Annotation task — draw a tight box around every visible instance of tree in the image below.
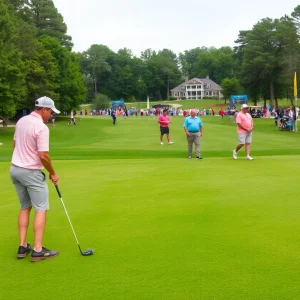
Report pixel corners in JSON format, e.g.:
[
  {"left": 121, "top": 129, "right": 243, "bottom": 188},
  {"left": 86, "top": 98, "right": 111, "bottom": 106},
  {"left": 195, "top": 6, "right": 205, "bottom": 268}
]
[
  {"left": 0, "top": 0, "right": 27, "bottom": 118},
  {"left": 221, "top": 78, "right": 241, "bottom": 104},
  {"left": 39, "top": 36, "right": 86, "bottom": 111},
  {"left": 16, "top": 19, "right": 59, "bottom": 109},
  {"left": 235, "top": 19, "right": 280, "bottom": 106},
  {"left": 143, "top": 49, "right": 181, "bottom": 100},
  {"left": 178, "top": 47, "right": 202, "bottom": 78},
  {"left": 276, "top": 15, "right": 300, "bottom": 104},
  {"left": 80, "top": 44, "right": 113, "bottom": 97},
  {"left": 14, "top": 0, "right": 73, "bottom": 49},
  {"left": 179, "top": 47, "right": 236, "bottom": 84},
  {"left": 292, "top": 5, "right": 300, "bottom": 35},
  {"left": 140, "top": 48, "right": 156, "bottom": 62},
  {"left": 235, "top": 16, "right": 300, "bottom": 106}
]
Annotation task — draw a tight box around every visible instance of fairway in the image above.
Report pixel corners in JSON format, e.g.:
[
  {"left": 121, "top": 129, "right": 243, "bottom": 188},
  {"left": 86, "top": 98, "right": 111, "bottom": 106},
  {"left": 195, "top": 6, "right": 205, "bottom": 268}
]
[{"left": 1, "top": 115, "right": 300, "bottom": 299}]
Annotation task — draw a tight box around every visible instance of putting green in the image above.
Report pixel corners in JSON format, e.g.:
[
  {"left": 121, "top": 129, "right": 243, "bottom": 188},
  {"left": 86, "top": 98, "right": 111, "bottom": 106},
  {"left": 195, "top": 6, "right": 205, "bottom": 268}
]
[{"left": 1, "top": 115, "right": 300, "bottom": 299}]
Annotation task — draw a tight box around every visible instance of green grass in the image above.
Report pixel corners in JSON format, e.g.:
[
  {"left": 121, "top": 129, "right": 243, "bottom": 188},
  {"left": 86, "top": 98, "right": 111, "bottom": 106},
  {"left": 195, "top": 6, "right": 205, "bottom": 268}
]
[
  {"left": 1, "top": 115, "right": 300, "bottom": 299},
  {"left": 126, "top": 99, "right": 226, "bottom": 109}
]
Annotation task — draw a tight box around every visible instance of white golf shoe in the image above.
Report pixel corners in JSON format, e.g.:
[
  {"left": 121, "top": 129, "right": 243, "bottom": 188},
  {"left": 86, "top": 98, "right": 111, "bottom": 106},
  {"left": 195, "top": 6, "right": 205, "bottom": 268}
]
[{"left": 233, "top": 150, "right": 237, "bottom": 160}]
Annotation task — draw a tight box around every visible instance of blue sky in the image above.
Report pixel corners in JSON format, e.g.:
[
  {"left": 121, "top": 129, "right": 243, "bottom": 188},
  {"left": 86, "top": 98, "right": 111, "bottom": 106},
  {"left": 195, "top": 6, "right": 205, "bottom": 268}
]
[{"left": 53, "top": 0, "right": 300, "bottom": 56}]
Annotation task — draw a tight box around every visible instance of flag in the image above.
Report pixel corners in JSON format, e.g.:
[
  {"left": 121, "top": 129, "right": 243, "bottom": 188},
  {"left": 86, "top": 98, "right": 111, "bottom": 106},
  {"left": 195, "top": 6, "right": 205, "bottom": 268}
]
[{"left": 294, "top": 72, "right": 297, "bottom": 98}]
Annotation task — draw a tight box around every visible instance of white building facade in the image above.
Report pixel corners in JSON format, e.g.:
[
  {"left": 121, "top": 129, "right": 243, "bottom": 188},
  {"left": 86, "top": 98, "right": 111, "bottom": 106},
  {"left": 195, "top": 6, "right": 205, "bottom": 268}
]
[{"left": 171, "top": 77, "right": 223, "bottom": 100}]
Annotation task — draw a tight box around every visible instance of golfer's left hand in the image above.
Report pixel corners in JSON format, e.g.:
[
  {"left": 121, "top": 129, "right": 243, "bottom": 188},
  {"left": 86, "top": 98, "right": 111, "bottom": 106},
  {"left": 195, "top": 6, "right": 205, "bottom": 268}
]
[{"left": 50, "top": 174, "right": 59, "bottom": 185}]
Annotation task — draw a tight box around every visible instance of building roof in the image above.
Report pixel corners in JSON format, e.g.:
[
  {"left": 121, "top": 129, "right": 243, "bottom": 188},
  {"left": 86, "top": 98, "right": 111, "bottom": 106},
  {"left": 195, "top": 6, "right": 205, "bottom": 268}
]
[{"left": 171, "top": 77, "right": 222, "bottom": 92}]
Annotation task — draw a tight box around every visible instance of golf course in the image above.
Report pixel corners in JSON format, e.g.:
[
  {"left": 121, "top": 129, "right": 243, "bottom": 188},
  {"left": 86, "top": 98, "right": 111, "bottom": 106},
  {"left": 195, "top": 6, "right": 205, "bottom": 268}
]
[{"left": 1, "top": 111, "right": 300, "bottom": 300}]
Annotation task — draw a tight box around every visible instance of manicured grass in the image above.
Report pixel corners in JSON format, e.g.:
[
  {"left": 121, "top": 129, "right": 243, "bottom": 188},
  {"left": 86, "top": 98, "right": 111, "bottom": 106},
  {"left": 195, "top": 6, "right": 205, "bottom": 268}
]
[
  {"left": 1, "top": 115, "right": 300, "bottom": 299},
  {"left": 127, "top": 99, "right": 227, "bottom": 110}
]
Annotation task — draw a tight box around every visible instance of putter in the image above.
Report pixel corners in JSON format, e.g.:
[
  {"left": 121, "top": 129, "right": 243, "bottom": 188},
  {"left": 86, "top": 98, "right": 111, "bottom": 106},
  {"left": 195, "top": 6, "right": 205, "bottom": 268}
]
[{"left": 55, "top": 185, "right": 94, "bottom": 256}]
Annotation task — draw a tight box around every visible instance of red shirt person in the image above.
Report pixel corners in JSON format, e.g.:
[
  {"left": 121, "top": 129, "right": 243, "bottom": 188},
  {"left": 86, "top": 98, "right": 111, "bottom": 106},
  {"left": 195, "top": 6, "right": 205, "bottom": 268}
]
[{"left": 158, "top": 109, "right": 174, "bottom": 145}]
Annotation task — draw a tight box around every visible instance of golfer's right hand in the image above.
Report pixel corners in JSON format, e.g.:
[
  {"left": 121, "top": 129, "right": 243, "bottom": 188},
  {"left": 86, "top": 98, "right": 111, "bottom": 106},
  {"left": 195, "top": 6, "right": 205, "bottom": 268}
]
[
  {"left": 186, "top": 132, "right": 190, "bottom": 136},
  {"left": 50, "top": 174, "right": 59, "bottom": 185}
]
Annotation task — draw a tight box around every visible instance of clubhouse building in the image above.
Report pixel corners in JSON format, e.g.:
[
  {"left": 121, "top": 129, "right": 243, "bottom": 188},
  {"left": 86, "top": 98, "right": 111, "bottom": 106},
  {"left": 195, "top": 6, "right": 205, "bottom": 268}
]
[{"left": 171, "top": 76, "right": 223, "bottom": 100}]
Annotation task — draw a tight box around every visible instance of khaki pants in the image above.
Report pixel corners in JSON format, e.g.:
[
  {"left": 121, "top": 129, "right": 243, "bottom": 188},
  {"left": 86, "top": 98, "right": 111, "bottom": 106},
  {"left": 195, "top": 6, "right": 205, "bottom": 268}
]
[{"left": 187, "top": 132, "right": 200, "bottom": 157}]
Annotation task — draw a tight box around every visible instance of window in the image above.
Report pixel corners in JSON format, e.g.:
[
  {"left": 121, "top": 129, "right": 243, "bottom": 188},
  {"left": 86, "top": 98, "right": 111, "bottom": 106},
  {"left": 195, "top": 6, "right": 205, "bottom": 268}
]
[
  {"left": 197, "top": 85, "right": 202, "bottom": 89},
  {"left": 192, "top": 85, "right": 196, "bottom": 89},
  {"left": 174, "top": 93, "right": 178, "bottom": 96},
  {"left": 187, "top": 86, "right": 190, "bottom": 89}
]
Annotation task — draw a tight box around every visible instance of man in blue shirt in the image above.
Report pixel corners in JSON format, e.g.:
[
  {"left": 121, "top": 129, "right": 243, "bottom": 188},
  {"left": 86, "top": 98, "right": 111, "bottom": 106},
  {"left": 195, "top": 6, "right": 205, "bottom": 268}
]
[{"left": 183, "top": 109, "right": 203, "bottom": 159}]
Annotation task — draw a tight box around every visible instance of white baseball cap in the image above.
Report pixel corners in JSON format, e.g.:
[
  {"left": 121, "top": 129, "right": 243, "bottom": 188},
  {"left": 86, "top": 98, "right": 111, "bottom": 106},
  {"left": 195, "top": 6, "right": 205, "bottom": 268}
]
[
  {"left": 35, "top": 96, "right": 60, "bottom": 114},
  {"left": 241, "top": 104, "right": 249, "bottom": 109}
]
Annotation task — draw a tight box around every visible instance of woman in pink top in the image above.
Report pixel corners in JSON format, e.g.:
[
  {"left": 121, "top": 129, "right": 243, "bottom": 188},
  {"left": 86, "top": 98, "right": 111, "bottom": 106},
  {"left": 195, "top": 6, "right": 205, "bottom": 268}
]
[{"left": 233, "top": 104, "right": 254, "bottom": 160}]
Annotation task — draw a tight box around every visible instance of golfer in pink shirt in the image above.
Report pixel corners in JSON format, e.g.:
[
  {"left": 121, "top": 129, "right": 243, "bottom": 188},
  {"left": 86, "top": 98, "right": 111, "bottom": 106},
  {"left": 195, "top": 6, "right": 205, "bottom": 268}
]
[
  {"left": 158, "top": 109, "right": 174, "bottom": 145},
  {"left": 233, "top": 104, "right": 254, "bottom": 160},
  {"left": 10, "top": 96, "right": 60, "bottom": 261}
]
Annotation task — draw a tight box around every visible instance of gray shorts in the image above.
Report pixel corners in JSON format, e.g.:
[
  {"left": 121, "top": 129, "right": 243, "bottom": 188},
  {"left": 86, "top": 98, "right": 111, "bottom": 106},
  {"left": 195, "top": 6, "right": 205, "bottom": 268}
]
[
  {"left": 238, "top": 133, "right": 252, "bottom": 144},
  {"left": 10, "top": 165, "right": 49, "bottom": 211}
]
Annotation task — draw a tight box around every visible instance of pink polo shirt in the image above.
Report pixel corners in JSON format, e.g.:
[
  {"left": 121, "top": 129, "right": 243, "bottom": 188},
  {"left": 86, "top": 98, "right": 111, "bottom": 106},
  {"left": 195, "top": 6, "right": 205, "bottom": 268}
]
[
  {"left": 12, "top": 112, "right": 49, "bottom": 170},
  {"left": 236, "top": 112, "right": 253, "bottom": 134},
  {"left": 158, "top": 115, "right": 170, "bottom": 128}
]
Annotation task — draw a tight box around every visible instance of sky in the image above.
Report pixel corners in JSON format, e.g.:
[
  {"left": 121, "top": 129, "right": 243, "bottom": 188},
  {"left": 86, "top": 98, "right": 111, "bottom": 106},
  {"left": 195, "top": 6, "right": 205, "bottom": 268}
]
[{"left": 53, "top": 0, "right": 300, "bottom": 56}]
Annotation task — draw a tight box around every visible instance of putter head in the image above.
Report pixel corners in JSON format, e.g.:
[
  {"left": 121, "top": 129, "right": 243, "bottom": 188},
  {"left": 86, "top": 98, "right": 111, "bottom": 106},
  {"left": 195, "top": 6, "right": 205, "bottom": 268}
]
[{"left": 82, "top": 249, "right": 94, "bottom": 256}]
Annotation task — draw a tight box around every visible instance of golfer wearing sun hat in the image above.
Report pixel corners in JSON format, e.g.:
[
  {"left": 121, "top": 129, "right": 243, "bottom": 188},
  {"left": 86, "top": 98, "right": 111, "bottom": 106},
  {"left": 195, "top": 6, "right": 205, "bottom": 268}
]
[
  {"left": 233, "top": 104, "right": 254, "bottom": 160},
  {"left": 10, "top": 96, "right": 60, "bottom": 261}
]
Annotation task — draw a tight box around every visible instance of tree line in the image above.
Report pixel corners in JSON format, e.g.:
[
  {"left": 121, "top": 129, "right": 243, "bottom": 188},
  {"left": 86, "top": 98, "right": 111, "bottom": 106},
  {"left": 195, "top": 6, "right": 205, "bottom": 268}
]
[
  {"left": 0, "top": 0, "right": 86, "bottom": 118},
  {"left": 1, "top": 0, "right": 300, "bottom": 118}
]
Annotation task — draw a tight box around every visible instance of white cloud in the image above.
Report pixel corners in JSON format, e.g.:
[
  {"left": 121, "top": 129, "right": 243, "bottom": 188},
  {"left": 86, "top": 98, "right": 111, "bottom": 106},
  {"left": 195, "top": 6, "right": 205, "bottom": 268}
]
[{"left": 53, "top": 0, "right": 300, "bottom": 56}]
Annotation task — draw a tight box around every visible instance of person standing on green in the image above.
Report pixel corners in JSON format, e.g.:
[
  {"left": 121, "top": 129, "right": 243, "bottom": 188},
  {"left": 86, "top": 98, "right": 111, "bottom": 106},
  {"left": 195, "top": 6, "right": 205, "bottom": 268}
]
[{"left": 183, "top": 109, "right": 203, "bottom": 159}]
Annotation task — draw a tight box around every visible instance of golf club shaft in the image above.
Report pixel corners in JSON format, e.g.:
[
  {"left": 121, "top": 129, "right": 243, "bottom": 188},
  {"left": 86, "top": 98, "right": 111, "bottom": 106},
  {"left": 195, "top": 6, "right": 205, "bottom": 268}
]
[{"left": 55, "top": 185, "right": 80, "bottom": 247}]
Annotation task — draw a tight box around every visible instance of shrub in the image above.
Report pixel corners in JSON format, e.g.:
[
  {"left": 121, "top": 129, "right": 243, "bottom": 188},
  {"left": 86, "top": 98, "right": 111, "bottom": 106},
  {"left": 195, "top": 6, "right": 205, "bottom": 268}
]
[
  {"left": 168, "top": 96, "right": 177, "bottom": 100},
  {"left": 92, "top": 94, "right": 110, "bottom": 110},
  {"left": 128, "top": 96, "right": 136, "bottom": 103}
]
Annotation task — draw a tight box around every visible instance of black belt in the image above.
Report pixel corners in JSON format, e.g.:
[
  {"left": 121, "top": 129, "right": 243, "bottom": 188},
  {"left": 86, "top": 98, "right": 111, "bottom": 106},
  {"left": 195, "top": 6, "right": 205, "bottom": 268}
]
[{"left": 189, "top": 131, "right": 199, "bottom": 133}]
